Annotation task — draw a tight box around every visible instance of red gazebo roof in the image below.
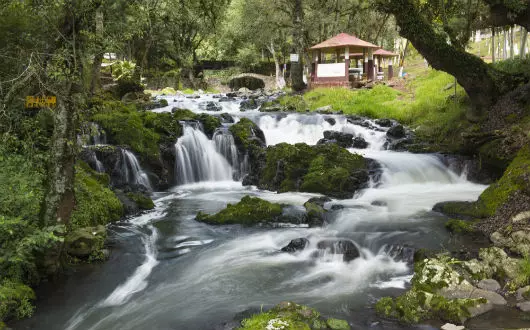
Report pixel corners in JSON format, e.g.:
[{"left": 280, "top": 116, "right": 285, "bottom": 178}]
[
  {"left": 310, "top": 33, "right": 380, "bottom": 50},
  {"left": 374, "top": 49, "right": 398, "bottom": 56}
]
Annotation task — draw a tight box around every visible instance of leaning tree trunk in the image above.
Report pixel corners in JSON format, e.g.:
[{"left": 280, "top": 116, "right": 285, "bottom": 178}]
[
  {"left": 377, "top": 0, "right": 518, "bottom": 119},
  {"left": 291, "top": 0, "right": 306, "bottom": 91}
]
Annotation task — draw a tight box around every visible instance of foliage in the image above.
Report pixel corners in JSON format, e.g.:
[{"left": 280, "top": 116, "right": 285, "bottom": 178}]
[
  {"left": 0, "top": 280, "right": 36, "bottom": 322},
  {"left": 260, "top": 143, "right": 367, "bottom": 198},
  {"left": 196, "top": 195, "right": 283, "bottom": 225},
  {"left": 112, "top": 61, "right": 137, "bottom": 81},
  {"left": 70, "top": 164, "right": 123, "bottom": 228},
  {"left": 229, "top": 118, "right": 263, "bottom": 151},
  {"left": 515, "top": 254, "right": 530, "bottom": 287},
  {"left": 492, "top": 55, "right": 530, "bottom": 80},
  {"left": 238, "top": 301, "right": 350, "bottom": 330},
  {"left": 92, "top": 101, "right": 161, "bottom": 159}
]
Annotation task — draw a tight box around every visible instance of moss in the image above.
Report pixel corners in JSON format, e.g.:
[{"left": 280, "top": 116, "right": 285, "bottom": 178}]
[
  {"left": 260, "top": 143, "right": 366, "bottom": 198},
  {"left": 64, "top": 225, "right": 106, "bottom": 261},
  {"left": 172, "top": 109, "right": 197, "bottom": 121},
  {"left": 126, "top": 192, "right": 155, "bottom": 210},
  {"left": 476, "top": 145, "right": 530, "bottom": 216},
  {"left": 70, "top": 164, "right": 123, "bottom": 228},
  {"left": 196, "top": 195, "right": 283, "bottom": 225},
  {"left": 238, "top": 301, "right": 349, "bottom": 330},
  {"left": 229, "top": 118, "right": 262, "bottom": 151},
  {"left": 92, "top": 101, "right": 160, "bottom": 160},
  {"left": 196, "top": 113, "right": 222, "bottom": 137},
  {"left": 142, "top": 111, "right": 183, "bottom": 143},
  {"left": 445, "top": 219, "right": 476, "bottom": 234},
  {"left": 0, "top": 279, "right": 35, "bottom": 322},
  {"left": 479, "top": 139, "right": 516, "bottom": 173}
]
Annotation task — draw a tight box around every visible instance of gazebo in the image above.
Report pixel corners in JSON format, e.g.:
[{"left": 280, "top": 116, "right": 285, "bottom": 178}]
[{"left": 309, "top": 33, "right": 393, "bottom": 87}]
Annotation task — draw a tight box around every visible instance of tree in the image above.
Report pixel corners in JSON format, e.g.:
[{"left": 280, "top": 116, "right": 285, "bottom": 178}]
[{"left": 376, "top": 0, "right": 528, "bottom": 119}]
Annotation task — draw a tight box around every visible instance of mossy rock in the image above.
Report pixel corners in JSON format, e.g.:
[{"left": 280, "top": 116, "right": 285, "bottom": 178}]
[
  {"left": 228, "top": 76, "right": 265, "bottom": 91},
  {"left": 196, "top": 195, "right": 283, "bottom": 225},
  {"left": 238, "top": 301, "right": 350, "bottom": 330},
  {"left": 445, "top": 219, "right": 477, "bottom": 234},
  {"left": 126, "top": 192, "right": 155, "bottom": 210},
  {"left": 478, "top": 139, "right": 516, "bottom": 174},
  {"left": 0, "top": 280, "right": 35, "bottom": 322},
  {"left": 64, "top": 225, "right": 106, "bottom": 259},
  {"left": 196, "top": 113, "right": 222, "bottom": 138},
  {"left": 229, "top": 118, "right": 266, "bottom": 151},
  {"left": 70, "top": 164, "right": 123, "bottom": 228},
  {"left": 259, "top": 143, "right": 367, "bottom": 198},
  {"left": 376, "top": 256, "right": 487, "bottom": 324}
]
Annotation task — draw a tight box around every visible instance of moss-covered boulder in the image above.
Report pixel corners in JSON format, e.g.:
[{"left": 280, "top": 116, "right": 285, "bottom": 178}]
[
  {"left": 433, "top": 145, "right": 530, "bottom": 231},
  {"left": 64, "top": 225, "right": 106, "bottom": 260},
  {"left": 126, "top": 192, "right": 155, "bottom": 210},
  {"left": 70, "top": 164, "right": 123, "bottom": 228},
  {"left": 238, "top": 301, "right": 350, "bottom": 330},
  {"left": 257, "top": 143, "right": 368, "bottom": 198},
  {"left": 228, "top": 76, "right": 265, "bottom": 91},
  {"left": 304, "top": 197, "right": 331, "bottom": 227},
  {"left": 376, "top": 256, "right": 490, "bottom": 324},
  {"left": 229, "top": 118, "right": 266, "bottom": 151},
  {"left": 196, "top": 196, "right": 283, "bottom": 225}
]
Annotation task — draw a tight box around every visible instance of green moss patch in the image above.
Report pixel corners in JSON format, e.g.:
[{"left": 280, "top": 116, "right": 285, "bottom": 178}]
[
  {"left": 445, "top": 219, "right": 477, "bottom": 234},
  {"left": 259, "top": 143, "right": 367, "bottom": 198},
  {"left": 196, "top": 195, "right": 282, "bottom": 225},
  {"left": 126, "top": 192, "right": 155, "bottom": 210},
  {"left": 229, "top": 118, "right": 264, "bottom": 151},
  {"left": 238, "top": 301, "right": 350, "bottom": 330},
  {"left": 70, "top": 164, "right": 123, "bottom": 228}
]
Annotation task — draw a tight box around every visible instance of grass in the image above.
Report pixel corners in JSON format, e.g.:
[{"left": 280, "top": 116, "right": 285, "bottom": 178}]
[{"left": 280, "top": 68, "right": 471, "bottom": 149}]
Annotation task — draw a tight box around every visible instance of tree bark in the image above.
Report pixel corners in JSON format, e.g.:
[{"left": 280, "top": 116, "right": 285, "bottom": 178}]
[
  {"left": 291, "top": 0, "right": 306, "bottom": 91},
  {"left": 377, "top": 0, "right": 520, "bottom": 119},
  {"left": 492, "top": 27, "right": 496, "bottom": 63},
  {"left": 521, "top": 27, "right": 528, "bottom": 57},
  {"left": 268, "top": 41, "right": 284, "bottom": 89},
  {"left": 90, "top": 6, "right": 104, "bottom": 95}
]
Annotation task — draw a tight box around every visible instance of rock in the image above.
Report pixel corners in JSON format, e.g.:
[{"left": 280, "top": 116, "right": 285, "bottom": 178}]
[
  {"left": 352, "top": 137, "right": 368, "bottom": 149},
  {"left": 512, "top": 211, "right": 530, "bottom": 223},
  {"left": 477, "top": 279, "right": 501, "bottom": 292},
  {"left": 219, "top": 96, "right": 237, "bottom": 102},
  {"left": 326, "top": 318, "right": 350, "bottom": 330},
  {"left": 65, "top": 225, "right": 106, "bottom": 258},
  {"left": 516, "top": 286, "right": 530, "bottom": 301},
  {"left": 281, "top": 238, "right": 310, "bottom": 253},
  {"left": 195, "top": 195, "right": 283, "bottom": 225},
  {"left": 491, "top": 230, "right": 530, "bottom": 256},
  {"left": 325, "top": 118, "right": 336, "bottom": 126},
  {"left": 219, "top": 113, "right": 235, "bottom": 123},
  {"left": 516, "top": 301, "right": 530, "bottom": 312},
  {"left": 371, "top": 200, "right": 387, "bottom": 207},
  {"left": 383, "top": 244, "right": 415, "bottom": 264},
  {"left": 304, "top": 197, "right": 330, "bottom": 227},
  {"left": 238, "top": 87, "right": 251, "bottom": 94},
  {"left": 386, "top": 124, "right": 406, "bottom": 139},
  {"left": 315, "top": 105, "right": 333, "bottom": 114},
  {"left": 375, "top": 118, "right": 393, "bottom": 127},
  {"left": 226, "top": 92, "right": 238, "bottom": 98},
  {"left": 239, "top": 99, "right": 259, "bottom": 111},
  {"left": 330, "top": 204, "right": 345, "bottom": 211},
  {"left": 441, "top": 324, "right": 465, "bottom": 330},
  {"left": 201, "top": 101, "right": 222, "bottom": 112},
  {"left": 320, "top": 131, "right": 354, "bottom": 148},
  {"left": 316, "top": 240, "right": 360, "bottom": 262}
]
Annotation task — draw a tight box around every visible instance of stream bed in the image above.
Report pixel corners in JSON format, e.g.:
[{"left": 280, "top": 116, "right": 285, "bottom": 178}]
[{"left": 17, "top": 93, "right": 498, "bottom": 330}]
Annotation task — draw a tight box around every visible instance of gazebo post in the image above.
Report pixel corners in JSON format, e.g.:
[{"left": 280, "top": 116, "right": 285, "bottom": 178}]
[
  {"left": 388, "top": 56, "right": 394, "bottom": 80},
  {"left": 367, "top": 48, "right": 374, "bottom": 81},
  {"left": 363, "top": 48, "right": 368, "bottom": 80},
  {"left": 344, "top": 47, "right": 350, "bottom": 82}
]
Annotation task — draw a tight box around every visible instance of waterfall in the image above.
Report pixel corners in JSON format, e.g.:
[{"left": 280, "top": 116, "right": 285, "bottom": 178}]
[
  {"left": 175, "top": 123, "right": 233, "bottom": 184},
  {"left": 213, "top": 128, "right": 249, "bottom": 180},
  {"left": 120, "top": 149, "right": 152, "bottom": 191}
]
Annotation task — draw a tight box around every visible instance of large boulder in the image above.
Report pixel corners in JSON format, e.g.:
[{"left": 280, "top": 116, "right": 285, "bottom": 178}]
[
  {"left": 65, "top": 225, "right": 107, "bottom": 259},
  {"left": 316, "top": 240, "right": 360, "bottom": 262},
  {"left": 386, "top": 124, "right": 406, "bottom": 139},
  {"left": 195, "top": 195, "right": 283, "bottom": 225},
  {"left": 229, "top": 118, "right": 267, "bottom": 185},
  {"left": 255, "top": 143, "right": 368, "bottom": 198},
  {"left": 317, "top": 131, "right": 354, "bottom": 148},
  {"left": 228, "top": 76, "right": 265, "bottom": 91}
]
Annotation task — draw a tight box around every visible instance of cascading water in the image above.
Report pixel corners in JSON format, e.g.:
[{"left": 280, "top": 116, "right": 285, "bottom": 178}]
[
  {"left": 24, "top": 96, "right": 493, "bottom": 330},
  {"left": 175, "top": 123, "right": 233, "bottom": 184},
  {"left": 213, "top": 128, "right": 249, "bottom": 180},
  {"left": 120, "top": 149, "right": 152, "bottom": 191}
]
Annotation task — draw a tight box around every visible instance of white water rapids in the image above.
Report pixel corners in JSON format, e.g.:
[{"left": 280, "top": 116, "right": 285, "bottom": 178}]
[{"left": 33, "top": 93, "right": 489, "bottom": 330}]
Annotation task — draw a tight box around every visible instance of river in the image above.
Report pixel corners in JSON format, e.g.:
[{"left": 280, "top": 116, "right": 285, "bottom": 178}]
[{"left": 17, "top": 93, "right": 489, "bottom": 330}]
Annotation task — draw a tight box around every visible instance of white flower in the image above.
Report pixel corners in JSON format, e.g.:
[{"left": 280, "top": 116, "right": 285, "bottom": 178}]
[{"left": 266, "top": 318, "right": 289, "bottom": 330}]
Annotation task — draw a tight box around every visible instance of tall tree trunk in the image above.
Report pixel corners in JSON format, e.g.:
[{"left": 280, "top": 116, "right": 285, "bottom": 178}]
[
  {"left": 510, "top": 26, "right": 514, "bottom": 58},
  {"left": 41, "top": 1, "right": 83, "bottom": 226},
  {"left": 291, "top": 0, "right": 306, "bottom": 91},
  {"left": 268, "top": 42, "right": 284, "bottom": 89},
  {"left": 491, "top": 27, "right": 495, "bottom": 63},
  {"left": 521, "top": 28, "right": 528, "bottom": 57},
  {"left": 503, "top": 28, "right": 507, "bottom": 59},
  {"left": 90, "top": 6, "right": 104, "bottom": 95},
  {"left": 377, "top": 0, "right": 518, "bottom": 119}
]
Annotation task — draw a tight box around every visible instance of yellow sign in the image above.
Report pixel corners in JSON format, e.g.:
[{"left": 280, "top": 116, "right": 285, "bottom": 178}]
[{"left": 25, "top": 96, "right": 57, "bottom": 109}]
